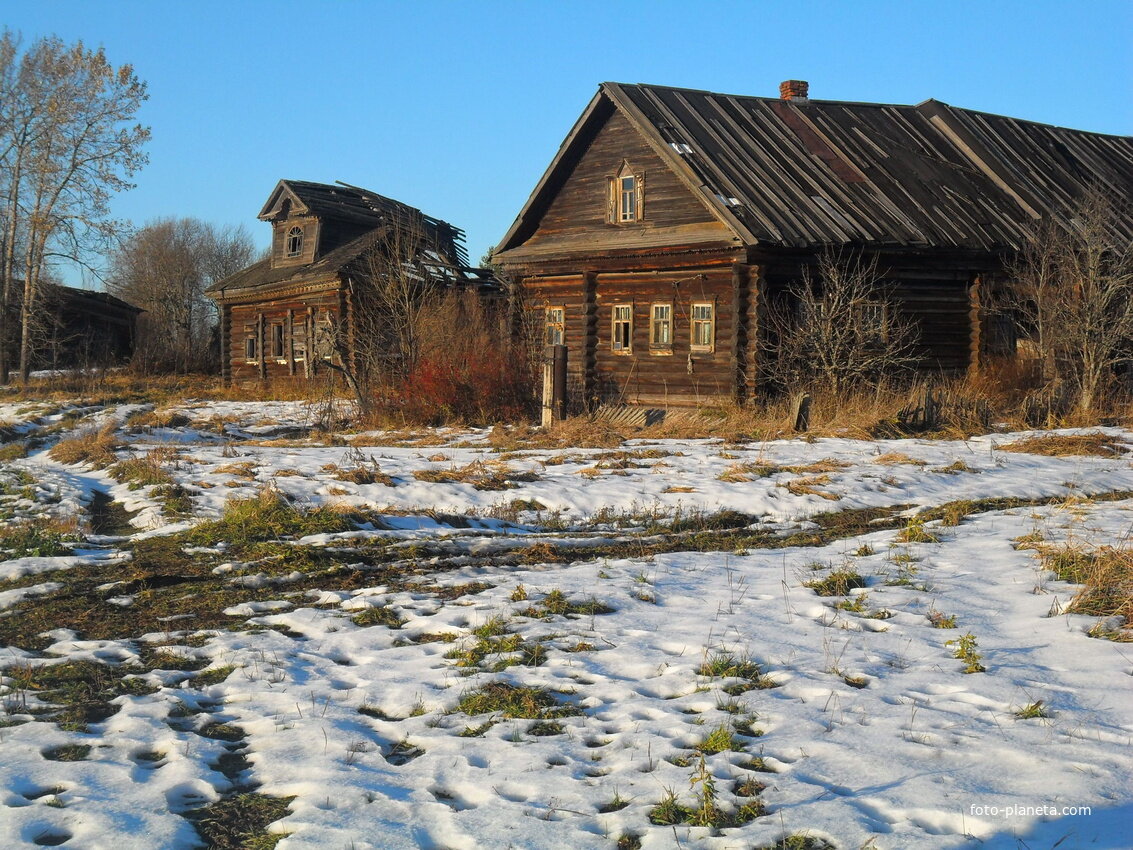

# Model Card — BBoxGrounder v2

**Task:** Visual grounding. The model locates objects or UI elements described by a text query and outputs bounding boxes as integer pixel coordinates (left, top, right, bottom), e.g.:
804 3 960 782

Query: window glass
650 303 672 346
612 304 632 352
286 226 303 257
620 176 636 221
691 302 715 350
545 307 565 346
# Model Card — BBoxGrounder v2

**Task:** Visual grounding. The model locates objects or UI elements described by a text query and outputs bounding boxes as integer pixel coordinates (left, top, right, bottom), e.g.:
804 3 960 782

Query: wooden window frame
545 306 565 346
611 303 633 354
285 225 303 257
315 311 337 361
608 162 644 225
244 335 258 362
856 299 887 344
270 323 285 359
690 301 715 352
649 302 673 352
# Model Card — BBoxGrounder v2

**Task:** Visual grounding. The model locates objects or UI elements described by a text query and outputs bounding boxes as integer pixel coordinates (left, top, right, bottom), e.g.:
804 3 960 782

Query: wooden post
745 265 764 403
286 309 295 376
306 306 315 378
220 305 231 385
790 392 811 432
968 273 983 378
541 343 568 426
731 262 746 405
582 271 597 407
256 313 266 381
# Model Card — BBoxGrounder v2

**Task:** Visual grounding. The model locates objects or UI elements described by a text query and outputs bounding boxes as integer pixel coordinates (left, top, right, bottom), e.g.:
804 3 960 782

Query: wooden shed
207 180 482 387
493 80 1133 408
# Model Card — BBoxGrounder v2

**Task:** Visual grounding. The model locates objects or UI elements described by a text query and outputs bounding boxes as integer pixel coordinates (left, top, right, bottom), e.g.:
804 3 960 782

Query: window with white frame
691 302 715 351
650 303 672 349
610 162 643 224
285 226 303 257
245 335 258 361
611 304 633 353
545 306 565 346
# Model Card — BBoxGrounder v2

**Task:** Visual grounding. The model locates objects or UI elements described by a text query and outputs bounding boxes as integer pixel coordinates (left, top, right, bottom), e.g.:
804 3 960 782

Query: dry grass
873 452 927 466
718 462 781 483
1040 542 1133 637
783 474 840 500
48 424 121 468
998 432 1129 457
414 460 538 491
215 461 258 480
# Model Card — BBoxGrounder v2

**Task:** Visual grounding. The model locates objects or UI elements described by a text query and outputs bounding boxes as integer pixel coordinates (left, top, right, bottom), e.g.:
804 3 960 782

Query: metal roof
498 82 1133 254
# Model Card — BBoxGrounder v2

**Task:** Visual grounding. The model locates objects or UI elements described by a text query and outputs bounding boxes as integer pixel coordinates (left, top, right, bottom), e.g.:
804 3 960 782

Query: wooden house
493 80 1133 407
207 180 479 386
5 284 141 374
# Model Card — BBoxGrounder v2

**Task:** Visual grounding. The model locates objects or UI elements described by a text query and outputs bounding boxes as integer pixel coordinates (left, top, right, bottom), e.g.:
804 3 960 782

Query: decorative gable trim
495 85 750 257
258 180 310 221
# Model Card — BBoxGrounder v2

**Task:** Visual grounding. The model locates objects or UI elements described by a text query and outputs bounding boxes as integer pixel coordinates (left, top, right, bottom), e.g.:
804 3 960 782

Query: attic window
285 226 303 257
609 162 643 224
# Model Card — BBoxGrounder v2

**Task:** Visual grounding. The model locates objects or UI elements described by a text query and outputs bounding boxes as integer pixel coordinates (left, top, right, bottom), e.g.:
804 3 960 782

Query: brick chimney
779 80 809 101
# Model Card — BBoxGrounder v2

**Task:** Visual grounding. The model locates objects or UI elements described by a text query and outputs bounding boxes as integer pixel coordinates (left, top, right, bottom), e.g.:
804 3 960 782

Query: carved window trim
608 162 644 224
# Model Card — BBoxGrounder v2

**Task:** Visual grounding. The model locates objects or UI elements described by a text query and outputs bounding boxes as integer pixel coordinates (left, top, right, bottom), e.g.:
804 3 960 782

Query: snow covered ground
1 400 1131 849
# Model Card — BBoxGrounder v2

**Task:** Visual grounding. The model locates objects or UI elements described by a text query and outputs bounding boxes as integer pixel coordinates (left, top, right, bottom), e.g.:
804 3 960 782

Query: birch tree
0 31 149 383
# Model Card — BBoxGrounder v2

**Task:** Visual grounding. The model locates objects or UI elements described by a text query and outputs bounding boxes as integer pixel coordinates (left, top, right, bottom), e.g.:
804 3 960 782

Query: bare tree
323 213 461 413
1006 189 1133 415
107 218 254 372
763 249 919 395
0 30 149 383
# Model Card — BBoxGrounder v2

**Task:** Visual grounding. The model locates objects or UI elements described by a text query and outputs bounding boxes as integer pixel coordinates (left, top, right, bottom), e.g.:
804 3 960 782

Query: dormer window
609 162 643 224
285 226 303 257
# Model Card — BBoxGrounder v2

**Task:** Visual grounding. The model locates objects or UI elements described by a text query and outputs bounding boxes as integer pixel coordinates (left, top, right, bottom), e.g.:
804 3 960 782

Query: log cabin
5 284 140 374
493 80 1133 408
207 180 483 386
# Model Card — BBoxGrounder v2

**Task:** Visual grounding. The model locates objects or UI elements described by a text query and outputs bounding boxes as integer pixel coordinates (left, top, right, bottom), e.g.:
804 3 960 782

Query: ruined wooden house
5 284 141 373
493 80 1133 407
207 180 480 386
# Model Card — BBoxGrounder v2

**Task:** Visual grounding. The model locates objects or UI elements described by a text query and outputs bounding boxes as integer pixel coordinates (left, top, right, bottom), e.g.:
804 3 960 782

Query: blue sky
6 0 1131 281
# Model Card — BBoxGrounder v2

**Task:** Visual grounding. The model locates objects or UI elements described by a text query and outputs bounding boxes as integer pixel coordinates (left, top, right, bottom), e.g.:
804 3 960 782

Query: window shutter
607 177 616 223
635 170 645 220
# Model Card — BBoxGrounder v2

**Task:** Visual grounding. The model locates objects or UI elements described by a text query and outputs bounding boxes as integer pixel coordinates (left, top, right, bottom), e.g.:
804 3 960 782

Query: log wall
520 108 733 255
225 290 341 385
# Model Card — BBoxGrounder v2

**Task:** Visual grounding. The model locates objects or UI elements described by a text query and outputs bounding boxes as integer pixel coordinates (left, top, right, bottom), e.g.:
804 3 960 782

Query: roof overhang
258 180 310 221
494 83 754 259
